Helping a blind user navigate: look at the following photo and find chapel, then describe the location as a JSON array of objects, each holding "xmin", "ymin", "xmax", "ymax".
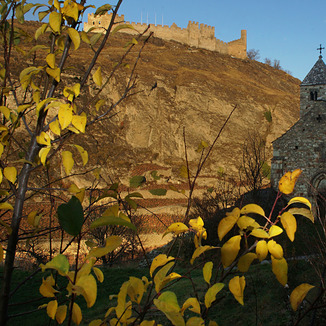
[{"xmin": 270, "ymin": 52, "xmax": 326, "ymax": 216}]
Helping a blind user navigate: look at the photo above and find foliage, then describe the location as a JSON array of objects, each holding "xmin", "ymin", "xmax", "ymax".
[
  {"xmin": 239, "ymin": 132, "xmax": 270, "ymax": 193},
  {"xmin": 0, "ymin": 0, "xmax": 154, "ymax": 324},
  {"xmin": 42, "ymin": 169, "xmax": 314, "ymax": 326},
  {"xmin": 264, "ymin": 109, "xmax": 272, "ymax": 123},
  {"xmin": 247, "ymin": 48, "xmax": 260, "ymax": 60}
]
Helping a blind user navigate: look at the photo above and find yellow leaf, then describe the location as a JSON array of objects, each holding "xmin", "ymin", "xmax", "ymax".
[
  {"xmin": 55, "ymin": 305, "xmax": 67, "ymax": 324},
  {"xmin": 73, "ymin": 274, "xmax": 97, "ymax": 308},
  {"xmin": 68, "ymin": 28, "xmax": 80, "ymax": 50},
  {"xmin": 127, "ymin": 276, "xmax": 145, "ymax": 304},
  {"xmin": 204, "ymin": 283, "xmax": 225, "ymax": 308},
  {"xmin": 279, "ymin": 169, "xmax": 302, "ymax": 194},
  {"xmin": 150, "ymin": 254, "xmax": 175, "ymax": 277},
  {"xmin": 62, "ymin": 0, "xmax": 79, "ymax": 21},
  {"xmin": 208, "ymin": 321, "xmax": 219, "ymax": 326},
  {"xmin": 49, "ymin": 119, "xmax": 61, "ymax": 136},
  {"xmin": 47, "ymin": 300, "xmax": 58, "ymax": 320},
  {"xmin": 186, "ymin": 317, "xmax": 205, "ymax": 326},
  {"xmin": 81, "ymin": 31, "xmax": 91, "ymax": 44},
  {"xmin": 0, "ymin": 168, "xmax": 2, "ymax": 184},
  {"xmin": 267, "ymin": 240, "xmax": 283, "ymax": 259},
  {"xmin": 33, "ymin": 90, "xmax": 40, "ymax": 104},
  {"xmin": 68, "ymin": 184, "xmax": 85, "ymax": 203},
  {"xmin": 237, "ymin": 215, "xmax": 260, "ymax": 230},
  {"xmin": 93, "ymin": 167, "xmax": 101, "ymax": 179},
  {"xmin": 0, "ymin": 202, "xmax": 13, "ymax": 210},
  {"xmin": 0, "ymin": 106, "xmax": 10, "ymax": 120},
  {"xmin": 72, "ymin": 302, "xmax": 82, "ymax": 325},
  {"xmin": 40, "ymin": 254, "xmax": 69, "ymax": 275},
  {"xmin": 46, "ymin": 67, "xmax": 60, "ymax": 82},
  {"xmin": 95, "ymin": 98, "xmax": 106, "ymax": 111},
  {"xmin": 27, "ymin": 211, "xmax": 42, "ymax": 228},
  {"xmin": 250, "ymin": 228, "xmax": 269, "ymax": 238},
  {"xmin": 74, "ymin": 144, "xmax": 88, "ymax": 166},
  {"xmin": 221, "ymin": 235, "xmax": 241, "ymax": 268},
  {"xmin": 92, "ymin": 67, "xmax": 102, "ymax": 86},
  {"xmin": 256, "ymin": 240, "xmax": 268, "ymax": 261},
  {"xmin": 36, "ymin": 131, "xmax": 51, "ymax": 146},
  {"xmin": 280, "ymin": 212, "xmax": 297, "ymax": 242},
  {"xmin": 46, "ymin": 53, "xmax": 56, "ymax": 69},
  {"xmin": 218, "ymin": 214, "xmax": 238, "ymax": 241},
  {"xmin": 0, "ymin": 243, "xmax": 3, "ymax": 263},
  {"xmin": 229, "ymin": 276, "xmax": 245, "ymax": 305},
  {"xmin": 181, "ymin": 297, "xmax": 201, "ymax": 315},
  {"xmin": 288, "ymin": 207, "xmax": 314, "ymax": 223},
  {"xmin": 62, "ymin": 151, "xmax": 74, "ymax": 175},
  {"xmin": 88, "ymin": 236, "xmax": 122, "ymax": 258},
  {"xmin": 203, "ymin": 261, "xmax": 213, "ymax": 284},
  {"xmin": 288, "ymin": 196, "xmax": 312, "ymax": 209},
  {"xmin": 153, "ymin": 291, "xmax": 185, "ymax": 326},
  {"xmin": 140, "ymin": 321, "xmax": 159, "ymax": 326},
  {"xmin": 240, "ymin": 204, "xmax": 265, "ymax": 217},
  {"xmin": 39, "ymin": 275, "xmax": 58, "ymax": 297},
  {"xmin": 189, "ymin": 216, "xmax": 204, "ymax": 231},
  {"xmin": 179, "ymin": 165, "xmax": 189, "ymax": 179},
  {"xmin": 4, "ymin": 166, "xmax": 17, "ymax": 184},
  {"xmin": 158, "ymin": 272, "xmax": 181, "ymax": 293},
  {"xmin": 237, "ymin": 253, "xmax": 257, "ymax": 272},
  {"xmin": 49, "ymin": 11, "xmax": 62, "ymax": 34},
  {"xmin": 58, "ymin": 103, "xmax": 73, "ymax": 129},
  {"xmin": 35, "ymin": 23, "xmax": 48, "ymax": 40},
  {"xmin": 39, "ymin": 147, "xmax": 51, "ymax": 166},
  {"xmin": 154, "ymin": 261, "xmax": 174, "ymax": 292},
  {"xmin": 93, "ymin": 267, "xmax": 104, "ymax": 283},
  {"xmin": 72, "ymin": 113, "xmax": 87, "ymax": 133},
  {"xmin": 89, "ymin": 320, "xmax": 103, "ymax": 326},
  {"xmin": 269, "ymin": 225, "xmax": 283, "ymax": 238},
  {"xmin": 0, "ymin": 143, "xmax": 4, "ymax": 157},
  {"xmin": 190, "ymin": 245, "xmax": 217, "ymax": 265},
  {"xmin": 271, "ymin": 256, "xmax": 288, "ymax": 286},
  {"xmin": 290, "ymin": 283, "xmax": 315, "ymax": 311},
  {"xmin": 162, "ymin": 222, "xmax": 189, "ymax": 238}
]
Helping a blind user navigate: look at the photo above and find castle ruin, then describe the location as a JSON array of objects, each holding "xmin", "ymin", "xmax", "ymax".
[{"xmin": 84, "ymin": 13, "xmax": 247, "ymax": 59}]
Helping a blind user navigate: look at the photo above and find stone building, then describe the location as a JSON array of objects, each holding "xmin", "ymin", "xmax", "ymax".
[
  {"xmin": 84, "ymin": 13, "xmax": 247, "ymax": 59},
  {"xmin": 271, "ymin": 55, "xmax": 326, "ymax": 215}
]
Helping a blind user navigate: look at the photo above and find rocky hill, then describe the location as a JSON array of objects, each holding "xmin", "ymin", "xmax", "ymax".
[
  {"xmin": 14, "ymin": 23, "xmax": 300, "ymax": 213},
  {"xmin": 79, "ymin": 33, "xmax": 300, "ymax": 184}
]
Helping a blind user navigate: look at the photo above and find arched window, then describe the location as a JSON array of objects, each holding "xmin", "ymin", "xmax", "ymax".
[{"xmin": 310, "ymin": 91, "xmax": 318, "ymax": 101}]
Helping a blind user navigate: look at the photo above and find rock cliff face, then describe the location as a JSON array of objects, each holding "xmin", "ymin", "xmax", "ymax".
[{"xmin": 78, "ymin": 33, "xmax": 300, "ymax": 194}]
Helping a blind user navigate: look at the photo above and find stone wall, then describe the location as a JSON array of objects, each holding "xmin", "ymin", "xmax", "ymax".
[
  {"xmin": 271, "ymin": 101, "xmax": 326, "ymax": 204},
  {"xmin": 84, "ymin": 13, "xmax": 247, "ymax": 59}
]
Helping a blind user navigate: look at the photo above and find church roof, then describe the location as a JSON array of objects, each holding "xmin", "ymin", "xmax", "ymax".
[{"xmin": 301, "ymin": 56, "xmax": 326, "ymax": 85}]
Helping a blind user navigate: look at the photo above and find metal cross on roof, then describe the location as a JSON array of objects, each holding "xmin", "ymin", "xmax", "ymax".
[{"xmin": 317, "ymin": 44, "xmax": 325, "ymax": 56}]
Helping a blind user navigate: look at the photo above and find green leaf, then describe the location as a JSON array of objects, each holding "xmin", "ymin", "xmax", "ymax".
[
  {"xmin": 149, "ymin": 189, "xmax": 167, "ymax": 196},
  {"xmin": 94, "ymin": 4, "xmax": 112, "ymax": 17},
  {"xmin": 90, "ymin": 215, "xmax": 136, "ymax": 231},
  {"xmin": 129, "ymin": 175, "xmax": 146, "ymax": 188},
  {"xmin": 57, "ymin": 196, "xmax": 83, "ymax": 236}
]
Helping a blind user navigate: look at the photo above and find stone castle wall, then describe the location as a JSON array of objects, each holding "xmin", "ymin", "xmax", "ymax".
[{"xmin": 84, "ymin": 13, "xmax": 247, "ymax": 59}]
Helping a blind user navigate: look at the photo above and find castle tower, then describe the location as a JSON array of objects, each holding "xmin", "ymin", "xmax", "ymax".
[{"xmin": 300, "ymin": 55, "xmax": 326, "ymax": 116}]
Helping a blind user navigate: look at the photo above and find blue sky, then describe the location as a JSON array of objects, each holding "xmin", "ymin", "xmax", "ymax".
[{"xmin": 28, "ymin": 0, "xmax": 326, "ymax": 81}]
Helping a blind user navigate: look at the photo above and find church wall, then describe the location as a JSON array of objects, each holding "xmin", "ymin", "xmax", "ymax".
[
  {"xmin": 300, "ymin": 84, "xmax": 326, "ymax": 116},
  {"xmin": 84, "ymin": 13, "xmax": 247, "ymax": 59},
  {"xmin": 271, "ymin": 102, "xmax": 326, "ymax": 203}
]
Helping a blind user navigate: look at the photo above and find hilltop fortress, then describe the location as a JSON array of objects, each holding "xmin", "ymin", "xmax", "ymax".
[{"xmin": 84, "ymin": 13, "xmax": 247, "ymax": 59}]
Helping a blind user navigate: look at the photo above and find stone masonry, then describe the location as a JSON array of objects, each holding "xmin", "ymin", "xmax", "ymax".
[
  {"xmin": 84, "ymin": 13, "xmax": 247, "ymax": 59},
  {"xmin": 271, "ymin": 55, "xmax": 326, "ymax": 213}
]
